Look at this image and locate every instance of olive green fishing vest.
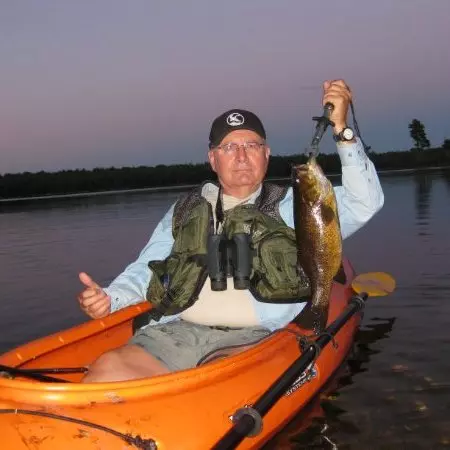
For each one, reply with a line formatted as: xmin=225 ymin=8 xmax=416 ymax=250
xmin=145 ymin=182 xmax=311 ymax=321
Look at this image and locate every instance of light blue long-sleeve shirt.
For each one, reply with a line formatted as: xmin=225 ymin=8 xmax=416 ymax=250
xmin=105 ymin=138 xmax=384 ymax=331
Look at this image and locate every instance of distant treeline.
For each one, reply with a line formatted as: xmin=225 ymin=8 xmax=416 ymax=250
xmin=1 ymin=147 xmax=449 ymax=199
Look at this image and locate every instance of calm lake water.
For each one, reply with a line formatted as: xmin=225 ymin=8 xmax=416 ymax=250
xmin=1 ymin=168 xmax=449 ymax=449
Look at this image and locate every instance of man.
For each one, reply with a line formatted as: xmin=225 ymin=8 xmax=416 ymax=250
xmin=78 ymin=80 xmax=384 ymax=382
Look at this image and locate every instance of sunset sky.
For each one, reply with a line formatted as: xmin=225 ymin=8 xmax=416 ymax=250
xmin=1 ymin=0 xmax=449 ymax=174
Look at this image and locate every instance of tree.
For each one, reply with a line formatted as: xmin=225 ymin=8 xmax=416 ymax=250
xmin=443 ymin=138 xmax=450 ymax=149
xmin=408 ymin=119 xmax=430 ymax=150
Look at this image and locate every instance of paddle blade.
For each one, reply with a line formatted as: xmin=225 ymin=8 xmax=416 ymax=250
xmin=351 ymin=272 xmax=396 ymax=297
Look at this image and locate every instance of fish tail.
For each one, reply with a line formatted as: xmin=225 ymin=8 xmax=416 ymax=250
xmin=295 ymin=282 xmax=331 ymax=334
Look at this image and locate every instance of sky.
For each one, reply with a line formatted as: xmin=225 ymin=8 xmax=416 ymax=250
xmin=1 ymin=0 xmax=449 ymax=175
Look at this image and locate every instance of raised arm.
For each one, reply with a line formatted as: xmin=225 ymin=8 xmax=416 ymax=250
xmin=280 ymin=79 xmax=384 ymax=237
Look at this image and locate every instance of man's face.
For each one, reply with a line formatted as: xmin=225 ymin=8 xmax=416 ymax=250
xmin=208 ymin=129 xmax=270 ymax=198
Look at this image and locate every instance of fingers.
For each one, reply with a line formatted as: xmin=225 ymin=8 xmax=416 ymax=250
xmin=79 ymin=272 xmax=100 ymax=289
xmin=77 ymin=271 xmax=111 ymax=319
xmin=80 ymin=291 xmax=108 ymax=308
xmin=322 ymin=79 xmax=352 ymax=131
xmin=77 ymin=272 xmax=102 ymax=305
xmin=85 ymin=298 xmax=111 ymax=319
xmin=323 ymin=79 xmax=351 ymax=92
xmin=322 ymin=80 xmax=352 ymax=104
xmin=79 ymin=294 xmax=111 ymax=319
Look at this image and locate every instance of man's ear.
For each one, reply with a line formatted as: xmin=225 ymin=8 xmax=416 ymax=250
xmin=208 ymin=150 xmax=217 ymax=173
xmin=265 ymin=146 xmax=271 ymax=159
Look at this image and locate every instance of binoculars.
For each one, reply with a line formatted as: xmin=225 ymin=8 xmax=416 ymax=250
xmin=207 ymin=233 xmax=253 ymax=291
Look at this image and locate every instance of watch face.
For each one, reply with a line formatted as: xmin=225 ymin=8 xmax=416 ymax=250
xmin=342 ymin=128 xmax=354 ymax=140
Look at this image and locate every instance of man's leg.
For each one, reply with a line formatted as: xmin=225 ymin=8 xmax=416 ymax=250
xmin=82 ymin=322 xmax=271 ymax=382
xmin=82 ymin=344 xmax=170 ymax=383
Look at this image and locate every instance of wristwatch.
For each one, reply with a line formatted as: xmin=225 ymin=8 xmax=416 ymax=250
xmin=333 ymin=127 xmax=354 ymax=142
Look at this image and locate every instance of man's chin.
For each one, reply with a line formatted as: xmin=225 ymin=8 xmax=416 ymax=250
xmin=233 ymin=174 xmax=255 ymax=185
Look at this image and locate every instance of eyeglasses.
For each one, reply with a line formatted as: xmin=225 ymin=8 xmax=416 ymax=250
xmin=214 ymin=141 xmax=266 ymax=155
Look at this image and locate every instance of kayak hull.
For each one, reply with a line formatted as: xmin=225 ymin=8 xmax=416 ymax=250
xmin=0 ymin=258 xmax=359 ymax=450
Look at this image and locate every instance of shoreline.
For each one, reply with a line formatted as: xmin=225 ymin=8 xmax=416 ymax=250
xmin=1 ymin=165 xmax=448 ymax=203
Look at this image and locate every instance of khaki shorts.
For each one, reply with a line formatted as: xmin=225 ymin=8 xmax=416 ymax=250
xmin=129 ymin=320 xmax=271 ymax=372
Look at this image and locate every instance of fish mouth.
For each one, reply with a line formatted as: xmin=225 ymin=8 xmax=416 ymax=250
xmin=292 ymin=165 xmax=312 ymax=184
xmin=292 ymin=163 xmax=308 ymax=170
xmin=292 ymin=166 xmax=308 ymax=176
xmin=291 ymin=161 xmax=311 ymax=173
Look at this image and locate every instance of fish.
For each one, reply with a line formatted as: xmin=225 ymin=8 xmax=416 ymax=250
xmin=292 ymin=154 xmax=343 ymax=334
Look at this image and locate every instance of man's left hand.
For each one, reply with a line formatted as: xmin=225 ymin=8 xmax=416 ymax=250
xmin=322 ymin=79 xmax=353 ymax=135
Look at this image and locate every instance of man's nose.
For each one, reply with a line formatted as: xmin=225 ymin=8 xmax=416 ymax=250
xmin=235 ymin=144 xmax=249 ymax=162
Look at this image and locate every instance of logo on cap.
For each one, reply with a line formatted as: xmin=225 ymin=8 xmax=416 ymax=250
xmin=226 ymin=112 xmax=245 ymax=126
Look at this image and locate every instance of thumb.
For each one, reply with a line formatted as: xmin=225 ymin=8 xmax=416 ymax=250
xmin=323 ymin=80 xmax=331 ymax=91
xmin=79 ymin=272 xmax=100 ymax=289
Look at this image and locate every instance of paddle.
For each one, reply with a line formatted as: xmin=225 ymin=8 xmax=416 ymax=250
xmin=0 ymin=365 xmax=88 ymax=383
xmin=212 ymin=272 xmax=395 ymax=450
xmin=351 ymin=271 xmax=396 ymax=297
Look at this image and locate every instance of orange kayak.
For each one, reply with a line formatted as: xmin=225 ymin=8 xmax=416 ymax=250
xmin=0 ymin=258 xmax=362 ymax=450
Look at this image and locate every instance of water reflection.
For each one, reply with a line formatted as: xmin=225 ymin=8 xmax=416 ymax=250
xmin=441 ymin=168 xmax=450 ymax=194
xmin=410 ymin=169 xmax=450 ymax=306
xmin=263 ymin=317 xmax=396 ymax=449
xmin=414 ymin=172 xmax=433 ymax=237
xmin=0 ymin=187 xmax=188 ymax=214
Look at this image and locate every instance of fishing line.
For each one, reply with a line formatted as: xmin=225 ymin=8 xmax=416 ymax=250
xmin=349 ymin=101 xmax=371 ymax=152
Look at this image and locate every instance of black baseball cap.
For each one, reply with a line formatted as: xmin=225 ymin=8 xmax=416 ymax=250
xmin=208 ymin=109 xmax=266 ymax=148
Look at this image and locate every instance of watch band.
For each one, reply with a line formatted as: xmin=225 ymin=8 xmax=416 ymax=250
xmin=333 ymin=127 xmax=354 ymax=142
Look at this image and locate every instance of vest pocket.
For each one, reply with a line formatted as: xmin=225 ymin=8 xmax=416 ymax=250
xmin=173 ymin=203 xmax=210 ymax=254
xmin=252 ymin=233 xmax=311 ymax=301
xmin=147 ymin=254 xmax=206 ymax=315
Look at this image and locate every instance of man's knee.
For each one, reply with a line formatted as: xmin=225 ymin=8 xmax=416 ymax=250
xmin=93 ymin=348 xmax=124 ymax=370
xmin=92 ymin=347 xmax=128 ymax=371
xmin=82 ymin=344 xmax=169 ymax=382
xmin=82 ymin=345 xmax=135 ymax=382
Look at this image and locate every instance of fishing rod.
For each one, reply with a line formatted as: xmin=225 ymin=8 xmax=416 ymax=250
xmin=309 ymin=102 xmax=335 ymax=155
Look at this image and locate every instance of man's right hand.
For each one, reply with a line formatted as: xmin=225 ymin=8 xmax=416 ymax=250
xmin=78 ymin=272 xmax=111 ymax=319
